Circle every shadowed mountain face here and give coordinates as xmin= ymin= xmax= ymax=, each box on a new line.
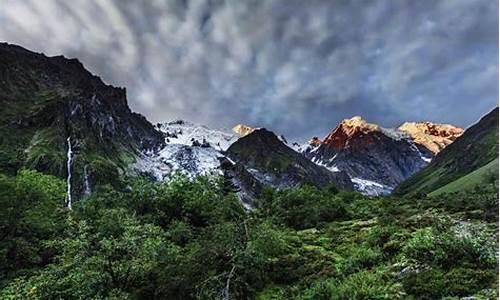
xmin=395 ymin=107 xmax=499 ymax=195
xmin=225 ymin=128 xmax=354 ymax=192
xmin=0 ymin=43 xmax=164 ymax=195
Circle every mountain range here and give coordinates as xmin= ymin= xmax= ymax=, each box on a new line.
xmin=301 ymin=116 xmax=463 ymax=195
xmin=0 ymin=43 xmax=497 ymax=205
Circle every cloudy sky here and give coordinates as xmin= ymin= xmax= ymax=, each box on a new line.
xmin=0 ymin=0 xmax=498 ymax=140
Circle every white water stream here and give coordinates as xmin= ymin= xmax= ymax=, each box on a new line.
xmin=83 ymin=164 xmax=91 ymax=197
xmin=66 ymin=137 xmax=73 ymax=209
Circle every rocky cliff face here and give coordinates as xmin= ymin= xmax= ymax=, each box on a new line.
xmin=398 ymin=122 xmax=463 ymax=154
xmin=304 ymin=116 xmax=433 ymax=195
xmin=0 ymin=43 xmax=164 ymax=198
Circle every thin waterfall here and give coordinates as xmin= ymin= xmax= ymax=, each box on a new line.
xmin=83 ymin=164 xmax=91 ymax=197
xmin=66 ymin=137 xmax=73 ymax=209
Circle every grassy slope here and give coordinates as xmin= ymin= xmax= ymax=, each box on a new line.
xmin=429 ymin=158 xmax=499 ymax=196
xmin=255 ymin=192 xmax=499 ymax=299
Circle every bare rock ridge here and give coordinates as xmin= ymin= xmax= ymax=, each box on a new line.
xmin=395 ymin=107 xmax=498 ymax=195
xmin=398 ymin=122 xmax=463 ymax=154
xmin=232 ymin=124 xmax=256 ymax=137
xmin=321 ymin=116 xmax=382 ymax=150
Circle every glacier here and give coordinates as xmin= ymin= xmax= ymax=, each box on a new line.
xmin=135 ymin=120 xmax=238 ymax=180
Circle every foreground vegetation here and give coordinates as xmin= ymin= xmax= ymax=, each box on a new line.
xmin=0 ymin=170 xmax=498 ymax=299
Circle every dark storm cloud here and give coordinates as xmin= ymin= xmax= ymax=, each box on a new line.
xmin=0 ymin=0 xmax=497 ymax=140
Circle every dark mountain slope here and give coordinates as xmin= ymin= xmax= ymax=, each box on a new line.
xmin=395 ymin=107 xmax=499 ymax=195
xmin=0 ymin=43 xmax=164 ymax=196
xmin=225 ymin=128 xmax=353 ymax=191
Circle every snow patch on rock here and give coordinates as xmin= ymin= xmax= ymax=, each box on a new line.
xmin=135 ymin=145 xmax=224 ymax=181
xmin=351 ymin=177 xmax=393 ymax=196
xmin=311 ymin=156 xmax=340 ymax=172
xmin=135 ymin=120 xmax=241 ymax=181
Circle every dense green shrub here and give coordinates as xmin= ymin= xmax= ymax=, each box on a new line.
xmin=402 ymin=224 xmax=497 ymax=269
xmin=1 ymin=211 xmax=179 ymax=299
xmin=301 ymin=269 xmax=401 ymax=300
xmin=336 ymin=246 xmax=383 ymax=275
xmin=362 ymin=225 xmax=408 ymax=257
xmin=403 ymin=267 xmax=497 ymax=299
xmin=255 ymin=185 xmax=350 ymax=229
xmin=0 ymin=170 xmax=66 ymax=285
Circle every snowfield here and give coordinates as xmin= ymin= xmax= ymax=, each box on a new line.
xmin=351 ymin=177 xmax=393 ymax=196
xmin=158 ymin=120 xmax=238 ymax=151
xmin=135 ymin=120 xmax=238 ymax=180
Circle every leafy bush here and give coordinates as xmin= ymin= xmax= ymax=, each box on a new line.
xmin=362 ymin=225 xmax=408 ymax=257
xmin=402 ymin=267 xmax=497 ymax=299
xmin=402 ymin=224 xmax=497 ymax=269
xmin=0 ymin=169 xmax=497 ymax=299
xmin=337 ymin=246 xmax=383 ymax=275
xmin=1 ymin=209 xmax=179 ymax=299
xmin=301 ymin=269 xmax=401 ymax=300
xmin=0 ymin=170 xmax=66 ymax=282
xmin=255 ymin=185 xmax=350 ymax=229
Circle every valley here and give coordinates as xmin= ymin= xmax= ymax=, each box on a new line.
xmin=0 ymin=42 xmax=498 ymax=299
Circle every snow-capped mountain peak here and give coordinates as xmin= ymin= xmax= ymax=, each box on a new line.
xmin=398 ymin=122 xmax=464 ymax=154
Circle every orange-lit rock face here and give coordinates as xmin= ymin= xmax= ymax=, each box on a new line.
xmin=398 ymin=122 xmax=463 ymax=154
xmin=232 ymin=124 xmax=256 ymax=137
xmin=309 ymin=137 xmax=323 ymax=146
xmin=322 ymin=116 xmax=380 ymax=150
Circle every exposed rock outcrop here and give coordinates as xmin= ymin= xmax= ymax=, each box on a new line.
xmin=232 ymin=124 xmax=256 ymax=137
xmin=398 ymin=122 xmax=463 ymax=154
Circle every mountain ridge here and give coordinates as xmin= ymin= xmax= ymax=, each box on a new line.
xmin=0 ymin=42 xmax=164 ymax=198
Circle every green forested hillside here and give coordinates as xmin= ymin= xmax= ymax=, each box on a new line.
xmin=0 ymin=170 xmax=497 ymax=299
xmin=395 ymin=108 xmax=499 ymax=195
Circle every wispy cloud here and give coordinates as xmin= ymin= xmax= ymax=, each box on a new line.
xmin=0 ymin=0 xmax=497 ymax=140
